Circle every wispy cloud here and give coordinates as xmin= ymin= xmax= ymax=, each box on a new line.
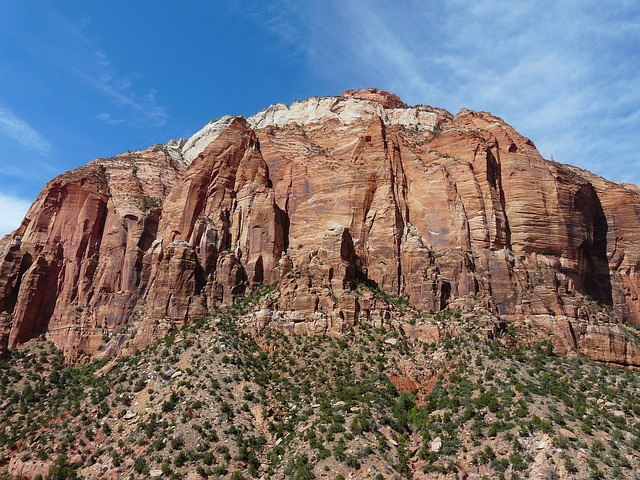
xmin=266 ymin=0 xmax=640 ymax=185
xmin=94 ymin=112 xmax=125 ymax=126
xmin=0 ymin=193 xmax=31 ymax=236
xmin=16 ymin=5 xmax=167 ymax=128
xmin=0 ymin=105 xmax=51 ymax=155
xmin=90 ymin=76 xmax=168 ymax=127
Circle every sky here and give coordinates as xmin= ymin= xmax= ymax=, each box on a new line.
xmin=1 ymin=0 xmax=639 ymax=236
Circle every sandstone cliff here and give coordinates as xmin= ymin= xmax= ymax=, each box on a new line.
xmin=1 ymin=88 xmax=639 ymax=365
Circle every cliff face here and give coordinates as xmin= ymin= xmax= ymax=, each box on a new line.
xmin=137 ymin=117 xmax=286 ymax=347
xmin=1 ymin=88 xmax=639 ymax=364
xmin=0 ymin=145 xmax=184 ymax=359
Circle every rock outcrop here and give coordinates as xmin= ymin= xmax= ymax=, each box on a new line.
xmin=1 ymin=88 xmax=639 ymax=364
xmin=0 ymin=146 xmax=184 ymax=361
xmin=136 ymin=117 xmax=285 ymax=348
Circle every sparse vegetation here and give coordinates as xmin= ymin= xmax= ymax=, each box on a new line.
xmin=0 ymin=284 xmax=638 ymax=479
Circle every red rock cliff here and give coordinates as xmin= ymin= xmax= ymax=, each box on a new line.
xmin=1 ymin=89 xmax=639 ymax=365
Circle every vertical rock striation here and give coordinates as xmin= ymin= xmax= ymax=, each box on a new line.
xmin=136 ymin=117 xmax=285 ymax=348
xmin=0 ymin=146 xmax=184 ymax=360
xmin=0 ymin=88 xmax=639 ymax=364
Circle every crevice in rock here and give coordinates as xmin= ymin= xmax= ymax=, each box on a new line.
xmin=253 ymin=256 xmax=264 ymax=284
xmin=384 ymin=129 xmax=406 ymax=295
xmin=276 ymin=205 xmax=290 ymax=253
xmin=4 ymin=253 xmax=32 ymax=315
xmin=574 ymin=184 xmax=613 ymax=306
xmin=487 ymin=147 xmax=512 ymax=250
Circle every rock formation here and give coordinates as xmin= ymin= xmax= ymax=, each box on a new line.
xmin=1 ymin=88 xmax=639 ymax=365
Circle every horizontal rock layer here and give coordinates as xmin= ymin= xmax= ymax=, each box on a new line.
xmin=1 ymin=88 xmax=639 ymax=364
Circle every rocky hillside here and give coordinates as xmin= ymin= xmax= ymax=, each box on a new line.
xmin=1 ymin=287 xmax=639 ymax=479
xmin=1 ymin=88 xmax=639 ymax=367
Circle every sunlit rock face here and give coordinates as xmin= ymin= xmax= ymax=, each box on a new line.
xmin=1 ymin=88 xmax=639 ymax=365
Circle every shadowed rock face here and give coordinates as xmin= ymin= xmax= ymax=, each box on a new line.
xmin=0 ymin=147 xmax=183 ymax=360
xmin=1 ymin=89 xmax=639 ymax=364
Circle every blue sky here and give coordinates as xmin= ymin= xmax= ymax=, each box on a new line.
xmin=1 ymin=0 xmax=639 ymax=235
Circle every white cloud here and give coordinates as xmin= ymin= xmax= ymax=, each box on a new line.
xmin=0 ymin=194 xmax=31 ymax=237
xmin=0 ymin=105 xmax=51 ymax=155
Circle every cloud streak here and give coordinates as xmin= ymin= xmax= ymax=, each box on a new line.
xmin=0 ymin=105 xmax=51 ymax=155
xmin=269 ymin=0 xmax=640 ymax=185
xmin=16 ymin=5 xmax=167 ymax=128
